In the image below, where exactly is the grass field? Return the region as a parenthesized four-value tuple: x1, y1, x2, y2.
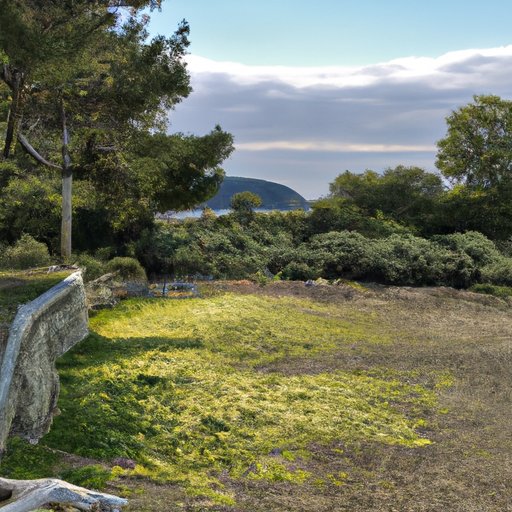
(1, 280, 512, 511)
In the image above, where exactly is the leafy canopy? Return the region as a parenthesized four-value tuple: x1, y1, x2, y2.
(436, 95, 512, 188)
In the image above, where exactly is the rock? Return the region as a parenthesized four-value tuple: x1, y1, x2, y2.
(0, 272, 88, 453)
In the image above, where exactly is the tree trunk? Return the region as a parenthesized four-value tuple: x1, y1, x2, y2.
(60, 100, 73, 261)
(0, 477, 127, 511)
(2, 67, 24, 159)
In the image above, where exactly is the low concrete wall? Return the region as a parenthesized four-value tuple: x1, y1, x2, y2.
(0, 272, 88, 453)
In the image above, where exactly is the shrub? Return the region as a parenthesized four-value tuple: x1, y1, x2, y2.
(307, 231, 374, 279)
(106, 257, 147, 281)
(281, 261, 320, 281)
(481, 258, 512, 286)
(434, 231, 501, 266)
(470, 283, 512, 298)
(0, 234, 51, 269)
(371, 234, 476, 287)
(77, 254, 107, 282)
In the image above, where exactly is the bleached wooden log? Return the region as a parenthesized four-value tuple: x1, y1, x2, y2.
(0, 477, 127, 511)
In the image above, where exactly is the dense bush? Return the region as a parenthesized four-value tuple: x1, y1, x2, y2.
(306, 231, 374, 279)
(106, 257, 147, 281)
(308, 199, 413, 239)
(434, 231, 502, 266)
(470, 283, 512, 298)
(0, 234, 51, 269)
(132, 210, 512, 289)
(371, 235, 476, 287)
(480, 258, 512, 286)
(76, 254, 107, 282)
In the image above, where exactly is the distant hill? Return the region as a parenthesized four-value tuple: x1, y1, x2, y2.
(203, 176, 309, 210)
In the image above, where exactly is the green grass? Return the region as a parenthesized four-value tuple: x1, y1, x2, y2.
(470, 282, 512, 298)
(0, 270, 71, 324)
(26, 293, 441, 503)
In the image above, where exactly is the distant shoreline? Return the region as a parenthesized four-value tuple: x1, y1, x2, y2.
(158, 207, 310, 220)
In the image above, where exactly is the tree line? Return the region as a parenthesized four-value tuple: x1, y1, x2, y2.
(0, 0, 233, 259)
(2, 0, 512, 290)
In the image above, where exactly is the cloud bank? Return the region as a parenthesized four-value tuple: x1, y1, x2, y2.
(168, 46, 512, 198)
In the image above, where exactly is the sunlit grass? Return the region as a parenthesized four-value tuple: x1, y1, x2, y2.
(26, 293, 438, 502)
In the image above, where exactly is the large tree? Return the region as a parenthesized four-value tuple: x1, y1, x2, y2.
(0, 1, 224, 259)
(436, 95, 512, 238)
(436, 95, 512, 188)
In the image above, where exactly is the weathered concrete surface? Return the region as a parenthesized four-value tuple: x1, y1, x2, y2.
(0, 272, 88, 453)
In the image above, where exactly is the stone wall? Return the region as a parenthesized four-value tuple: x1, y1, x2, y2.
(0, 272, 88, 453)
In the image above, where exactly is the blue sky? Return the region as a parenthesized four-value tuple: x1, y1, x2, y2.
(149, 1, 512, 199)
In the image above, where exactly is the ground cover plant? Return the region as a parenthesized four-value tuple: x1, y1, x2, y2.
(3, 280, 512, 511)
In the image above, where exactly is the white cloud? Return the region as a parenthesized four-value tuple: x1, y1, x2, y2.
(170, 45, 512, 198)
(185, 45, 512, 89)
(236, 141, 436, 153)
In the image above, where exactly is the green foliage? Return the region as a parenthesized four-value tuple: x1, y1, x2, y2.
(480, 258, 512, 286)
(230, 191, 263, 211)
(280, 261, 320, 281)
(230, 191, 263, 224)
(76, 254, 107, 282)
(435, 96, 512, 239)
(0, 234, 51, 269)
(328, 167, 444, 234)
(370, 234, 476, 287)
(309, 198, 413, 238)
(138, 212, 512, 288)
(0, 270, 70, 324)
(60, 465, 113, 490)
(436, 95, 512, 188)
(0, 1, 233, 258)
(0, 173, 61, 250)
(127, 127, 234, 212)
(137, 217, 275, 278)
(106, 257, 147, 281)
(307, 231, 374, 280)
(434, 231, 502, 266)
(0, 438, 59, 480)
(470, 283, 512, 298)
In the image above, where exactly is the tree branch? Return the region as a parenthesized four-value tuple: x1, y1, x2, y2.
(0, 477, 128, 512)
(17, 133, 60, 169)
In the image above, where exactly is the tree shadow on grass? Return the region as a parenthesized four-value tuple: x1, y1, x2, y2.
(57, 331, 205, 370)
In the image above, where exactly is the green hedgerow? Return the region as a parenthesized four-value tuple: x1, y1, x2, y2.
(0, 234, 51, 270)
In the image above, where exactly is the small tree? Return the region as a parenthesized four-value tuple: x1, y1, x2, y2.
(230, 191, 262, 224)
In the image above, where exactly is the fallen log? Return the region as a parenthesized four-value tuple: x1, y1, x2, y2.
(0, 476, 127, 511)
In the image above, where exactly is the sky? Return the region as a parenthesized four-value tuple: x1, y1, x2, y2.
(149, 1, 512, 199)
